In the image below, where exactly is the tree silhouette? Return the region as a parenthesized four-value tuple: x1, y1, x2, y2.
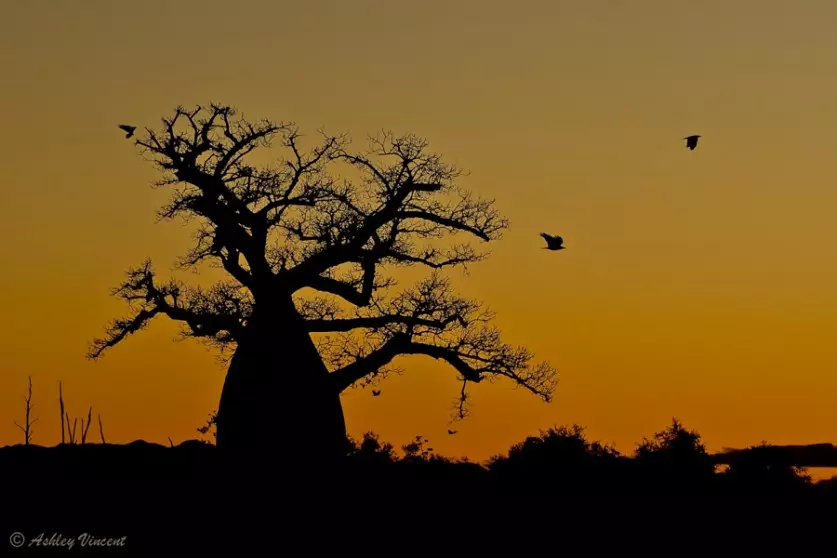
(87, 103, 557, 461)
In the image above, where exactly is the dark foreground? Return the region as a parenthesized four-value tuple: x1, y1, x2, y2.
(4, 430, 837, 555)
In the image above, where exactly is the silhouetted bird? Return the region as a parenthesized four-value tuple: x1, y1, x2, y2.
(540, 233, 565, 251)
(372, 389, 381, 397)
(118, 124, 136, 138)
(684, 134, 701, 150)
(447, 429, 458, 435)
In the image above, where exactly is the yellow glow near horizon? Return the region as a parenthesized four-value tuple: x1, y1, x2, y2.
(2, 1, 837, 467)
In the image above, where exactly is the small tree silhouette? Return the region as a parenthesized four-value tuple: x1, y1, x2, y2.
(14, 376, 38, 445)
(401, 436, 436, 462)
(86, 103, 557, 461)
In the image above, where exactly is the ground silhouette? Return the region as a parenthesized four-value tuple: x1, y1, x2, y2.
(3, 418, 834, 551)
(87, 103, 556, 466)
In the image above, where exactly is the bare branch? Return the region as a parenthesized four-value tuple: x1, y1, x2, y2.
(256, 129, 348, 225)
(305, 274, 376, 308)
(320, 274, 557, 403)
(133, 104, 300, 284)
(455, 379, 471, 421)
(306, 313, 466, 333)
(86, 260, 248, 359)
(136, 104, 278, 219)
(357, 243, 486, 270)
(329, 333, 556, 399)
(279, 131, 494, 293)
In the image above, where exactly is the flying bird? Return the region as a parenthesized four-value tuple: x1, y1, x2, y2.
(118, 124, 136, 139)
(447, 429, 458, 435)
(540, 233, 565, 251)
(683, 134, 701, 150)
(372, 389, 382, 397)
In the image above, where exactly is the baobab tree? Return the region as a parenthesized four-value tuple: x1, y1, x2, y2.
(87, 103, 557, 462)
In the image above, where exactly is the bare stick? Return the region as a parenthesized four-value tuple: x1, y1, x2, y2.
(59, 381, 66, 445)
(81, 406, 92, 444)
(98, 413, 106, 444)
(67, 413, 78, 444)
(13, 376, 38, 445)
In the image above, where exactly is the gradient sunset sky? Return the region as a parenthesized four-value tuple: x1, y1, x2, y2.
(3, 1, 837, 462)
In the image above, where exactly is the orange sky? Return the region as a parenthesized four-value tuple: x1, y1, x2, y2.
(3, 0, 837, 463)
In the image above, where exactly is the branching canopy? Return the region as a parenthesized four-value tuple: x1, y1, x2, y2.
(88, 103, 557, 420)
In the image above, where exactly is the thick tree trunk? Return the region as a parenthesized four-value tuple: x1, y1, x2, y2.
(214, 295, 348, 470)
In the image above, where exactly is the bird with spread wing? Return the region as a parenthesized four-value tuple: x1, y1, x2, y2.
(118, 124, 136, 139)
(540, 233, 565, 251)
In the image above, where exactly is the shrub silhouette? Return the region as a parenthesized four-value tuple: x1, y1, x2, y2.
(723, 441, 813, 489)
(488, 424, 620, 475)
(634, 418, 715, 481)
(347, 431, 397, 465)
